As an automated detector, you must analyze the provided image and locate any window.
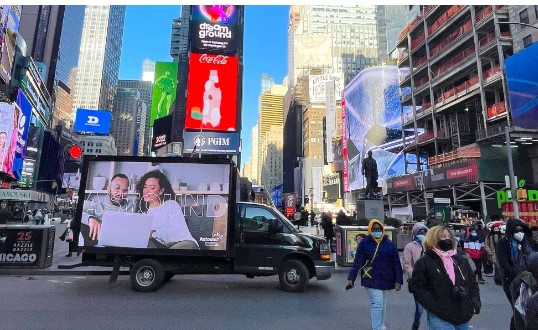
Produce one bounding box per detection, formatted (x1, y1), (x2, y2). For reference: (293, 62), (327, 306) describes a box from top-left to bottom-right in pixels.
(242, 207), (277, 232)
(523, 35), (533, 48)
(520, 9), (529, 24)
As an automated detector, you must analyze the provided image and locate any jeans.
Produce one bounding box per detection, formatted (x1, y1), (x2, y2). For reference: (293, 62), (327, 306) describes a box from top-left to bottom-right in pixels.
(413, 298), (423, 327)
(427, 311), (469, 330)
(365, 287), (387, 330)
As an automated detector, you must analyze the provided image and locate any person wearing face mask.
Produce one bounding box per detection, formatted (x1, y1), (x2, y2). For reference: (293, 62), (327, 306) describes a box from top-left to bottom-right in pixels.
(347, 219), (403, 330)
(403, 222), (428, 330)
(484, 224), (503, 283)
(464, 226), (486, 284)
(409, 225), (480, 330)
(496, 218), (538, 330)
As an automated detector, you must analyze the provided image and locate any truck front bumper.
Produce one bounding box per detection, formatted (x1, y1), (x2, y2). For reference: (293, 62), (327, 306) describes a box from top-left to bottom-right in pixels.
(314, 260), (335, 280)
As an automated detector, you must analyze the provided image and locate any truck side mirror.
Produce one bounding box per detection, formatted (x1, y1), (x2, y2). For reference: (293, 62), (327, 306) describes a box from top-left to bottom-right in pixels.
(268, 218), (283, 234)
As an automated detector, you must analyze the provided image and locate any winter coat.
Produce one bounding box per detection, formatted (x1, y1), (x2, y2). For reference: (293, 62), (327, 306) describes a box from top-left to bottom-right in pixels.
(403, 222), (428, 279)
(526, 292), (538, 330)
(464, 233), (486, 260)
(348, 235), (403, 290)
(336, 212), (352, 226)
(497, 218), (538, 284)
(510, 271), (538, 330)
(321, 215), (334, 240)
(485, 231), (502, 263)
(409, 249), (481, 325)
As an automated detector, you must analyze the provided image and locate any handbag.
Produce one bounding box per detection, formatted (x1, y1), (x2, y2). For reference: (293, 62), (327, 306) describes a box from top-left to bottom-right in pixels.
(361, 243), (380, 279)
(65, 228), (73, 242)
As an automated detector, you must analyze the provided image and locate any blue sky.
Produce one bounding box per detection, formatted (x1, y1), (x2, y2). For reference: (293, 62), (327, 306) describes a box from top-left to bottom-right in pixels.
(119, 5), (290, 168)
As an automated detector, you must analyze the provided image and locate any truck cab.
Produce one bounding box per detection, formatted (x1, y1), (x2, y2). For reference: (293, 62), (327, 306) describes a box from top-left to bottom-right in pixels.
(234, 202), (334, 292)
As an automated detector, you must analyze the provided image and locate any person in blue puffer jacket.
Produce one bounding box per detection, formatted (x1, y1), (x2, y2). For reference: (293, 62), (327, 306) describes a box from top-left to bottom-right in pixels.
(348, 219), (404, 330)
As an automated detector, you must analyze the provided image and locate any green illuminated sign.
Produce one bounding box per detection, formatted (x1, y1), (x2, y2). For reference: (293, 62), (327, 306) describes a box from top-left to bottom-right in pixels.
(497, 189), (538, 208)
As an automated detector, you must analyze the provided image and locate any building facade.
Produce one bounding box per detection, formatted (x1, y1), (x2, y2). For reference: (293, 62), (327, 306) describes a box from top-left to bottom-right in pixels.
(508, 5), (538, 52)
(77, 135), (117, 156)
(261, 125), (284, 191)
(141, 59), (155, 82)
(249, 124), (259, 185)
(72, 5), (125, 113)
(117, 79), (152, 155)
(111, 88), (147, 156)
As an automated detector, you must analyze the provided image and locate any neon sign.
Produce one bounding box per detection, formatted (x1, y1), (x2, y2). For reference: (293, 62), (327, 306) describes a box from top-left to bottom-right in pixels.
(199, 5), (235, 24)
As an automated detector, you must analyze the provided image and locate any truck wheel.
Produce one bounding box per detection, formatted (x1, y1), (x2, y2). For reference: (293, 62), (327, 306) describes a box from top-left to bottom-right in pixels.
(164, 271), (175, 282)
(278, 260), (309, 293)
(130, 259), (165, 292)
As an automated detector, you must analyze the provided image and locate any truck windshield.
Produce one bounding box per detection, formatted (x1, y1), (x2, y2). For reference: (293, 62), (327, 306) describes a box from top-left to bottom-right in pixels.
(270, 206), (299, 233)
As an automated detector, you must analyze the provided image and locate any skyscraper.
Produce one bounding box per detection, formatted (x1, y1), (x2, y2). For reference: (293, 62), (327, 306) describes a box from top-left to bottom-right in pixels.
(250, 123), (259, 185)
(118, 79), (153, 155)
(141, 59), (155, 82)
(111, 87), (147, 156)
(72, 5), (125, 114)
(261, 125), (284, 190)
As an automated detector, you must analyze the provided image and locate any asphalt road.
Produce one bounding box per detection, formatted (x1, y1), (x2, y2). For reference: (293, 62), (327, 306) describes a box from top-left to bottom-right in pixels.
(0, 270), (512, 330)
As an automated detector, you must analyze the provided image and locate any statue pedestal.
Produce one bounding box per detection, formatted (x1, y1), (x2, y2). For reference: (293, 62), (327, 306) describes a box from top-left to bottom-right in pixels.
(356, 199), (384, 222)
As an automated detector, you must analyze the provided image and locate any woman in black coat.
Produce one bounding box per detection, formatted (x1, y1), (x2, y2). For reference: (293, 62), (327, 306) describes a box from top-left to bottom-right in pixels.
(409, 225), (480, 329)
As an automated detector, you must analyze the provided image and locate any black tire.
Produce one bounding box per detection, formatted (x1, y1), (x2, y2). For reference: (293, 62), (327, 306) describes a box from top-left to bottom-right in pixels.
(130, 259), (165, 292)
(164, 271), (175, 282)
(278, 260), (309, 293)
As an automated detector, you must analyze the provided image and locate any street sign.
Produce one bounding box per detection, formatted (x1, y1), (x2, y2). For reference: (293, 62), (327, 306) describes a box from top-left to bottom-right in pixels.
(425, 192), (434, 199)
(434, 198), (451, 204)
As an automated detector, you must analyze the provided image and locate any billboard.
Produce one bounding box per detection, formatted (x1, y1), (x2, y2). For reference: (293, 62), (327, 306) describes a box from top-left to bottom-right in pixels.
(505, 41), (538, 130)
(343, 66), (416, 192)
(309, 73), (344, 104)
(12, 89), (31, 180)
(0, 5), (22, 84)
(79, 160), (231, 251)
(150, 61), (178, 126)
(151, 114), (172, 151)
(183, 131), (240, 154)
(325, 79), (336, 163)
(190, 5), (239, 54)
(0, 101), (17, 177)
(185, 53), (238, 131)
(74, 109), (111, 134)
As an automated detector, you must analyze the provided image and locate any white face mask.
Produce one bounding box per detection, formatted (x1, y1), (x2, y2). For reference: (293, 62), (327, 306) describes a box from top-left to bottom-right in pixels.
(416, 234), (425, 242)
(513, 232), (525, 242)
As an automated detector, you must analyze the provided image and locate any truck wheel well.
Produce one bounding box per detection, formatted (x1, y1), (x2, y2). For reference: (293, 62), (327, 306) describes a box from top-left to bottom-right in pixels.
(281, 253), (315, 279)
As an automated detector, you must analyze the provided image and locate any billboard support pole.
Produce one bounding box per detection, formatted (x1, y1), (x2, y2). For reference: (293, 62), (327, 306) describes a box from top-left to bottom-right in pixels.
(505, 126), (519, 219)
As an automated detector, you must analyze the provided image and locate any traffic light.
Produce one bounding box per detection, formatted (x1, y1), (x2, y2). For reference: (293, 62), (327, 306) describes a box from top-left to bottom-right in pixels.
(69, 145), (82, 159)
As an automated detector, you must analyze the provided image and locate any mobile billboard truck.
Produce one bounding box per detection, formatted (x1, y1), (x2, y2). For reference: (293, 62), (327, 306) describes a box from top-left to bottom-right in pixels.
(66, 156), (333, 292)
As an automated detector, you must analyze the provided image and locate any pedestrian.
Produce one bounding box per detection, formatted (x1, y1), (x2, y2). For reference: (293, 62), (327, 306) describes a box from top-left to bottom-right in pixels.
(309, 209), (316, 226)
(464, 225), (486, 284)
(484, 223), (503, 281)
(497, 218), (538, 330)
(336, 209), (352, 226)
(300, 207), (309, 227)
(509, 252), (538, 330)
(409, 225), (481, 330)
(321, 211), (334, 246)
(347, 219), (403, 330)
(403, 222), (428, 330)
(33, 209), (44, 225)
(22, 211), (32, 223)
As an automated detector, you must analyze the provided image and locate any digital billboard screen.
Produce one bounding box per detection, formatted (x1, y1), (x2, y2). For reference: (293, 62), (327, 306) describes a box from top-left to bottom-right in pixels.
(74, 109), (111, 134)
(0, 101), (18, 178)
(150, 61), (178, 126)
(506, 41), (538, 130)
(151, 114), (172, 151)
(185, 53), (238, 132)
(0, 5), (22, 84)
(78, 160), (231, 251)
(190, 5), (239, 54)
(343, 65), (416, 192)
(12, 89), (31, 180)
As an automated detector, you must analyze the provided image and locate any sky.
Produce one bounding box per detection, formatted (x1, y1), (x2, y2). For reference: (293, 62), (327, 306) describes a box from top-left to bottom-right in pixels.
(118, 5), (290, 169)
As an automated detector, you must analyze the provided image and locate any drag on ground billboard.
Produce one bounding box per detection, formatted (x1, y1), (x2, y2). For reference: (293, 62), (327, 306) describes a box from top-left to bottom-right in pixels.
(150, 61), (178, 126)
(0, 5), (21, 84)
(185, 53), (238, 132)
(12, 89), (31, 180)
(343, 65), (414, 192)
(505, 41), (538, 130)
(0, 101), (18, 177)
(78, 160), (231, 251)
(190, 5), (239, 54)
(73, 109), (111, 134)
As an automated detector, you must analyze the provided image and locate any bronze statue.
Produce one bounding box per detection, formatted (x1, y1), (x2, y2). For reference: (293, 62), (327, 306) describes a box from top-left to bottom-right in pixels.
(361, 150), (378, 199)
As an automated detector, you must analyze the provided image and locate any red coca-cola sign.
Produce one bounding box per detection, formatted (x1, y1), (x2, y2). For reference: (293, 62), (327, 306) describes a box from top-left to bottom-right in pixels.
(185, 52), (238, 132)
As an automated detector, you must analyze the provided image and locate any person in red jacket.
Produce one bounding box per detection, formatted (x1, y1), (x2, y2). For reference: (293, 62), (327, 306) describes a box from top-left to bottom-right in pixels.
(464, 226), (486, 284)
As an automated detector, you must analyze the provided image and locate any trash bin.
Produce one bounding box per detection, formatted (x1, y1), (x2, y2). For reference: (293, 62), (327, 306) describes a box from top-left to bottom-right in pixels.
(335, 225), (397, 267)
(0, 225), (55, 269)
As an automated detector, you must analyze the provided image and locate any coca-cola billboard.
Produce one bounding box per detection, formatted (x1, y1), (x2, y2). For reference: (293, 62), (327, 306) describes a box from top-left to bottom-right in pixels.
(185, 52), (238, 131)
(190, 5), (240, 54)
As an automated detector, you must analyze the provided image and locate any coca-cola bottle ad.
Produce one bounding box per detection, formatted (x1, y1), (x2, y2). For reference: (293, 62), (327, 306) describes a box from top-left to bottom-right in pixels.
(185, 53), (239, 132)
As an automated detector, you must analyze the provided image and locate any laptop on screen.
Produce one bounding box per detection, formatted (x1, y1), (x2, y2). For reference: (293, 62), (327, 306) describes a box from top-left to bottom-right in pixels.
(98, 211), (153, 248)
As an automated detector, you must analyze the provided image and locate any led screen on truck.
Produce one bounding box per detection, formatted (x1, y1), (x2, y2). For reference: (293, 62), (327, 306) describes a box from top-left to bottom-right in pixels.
(78, 160), (230, 251)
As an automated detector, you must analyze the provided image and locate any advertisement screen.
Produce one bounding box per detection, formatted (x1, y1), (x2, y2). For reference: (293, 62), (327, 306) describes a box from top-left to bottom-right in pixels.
(73, 108), (111, 134)
(151, 114), (172, 151)
(343, 66), (416, 192)
(0, 227), (43, 267)
(79, 160), (231, 251)
(150, 61), (178, 126)
(0, 101), (18, 178)
(506, 41), (538, 130)
(12, 89), (31, 180)
(190, 5), (239, 54)
(185, 53), (238, 131)
(0, 5), (21, 84)
(183, 131), (240, 154)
